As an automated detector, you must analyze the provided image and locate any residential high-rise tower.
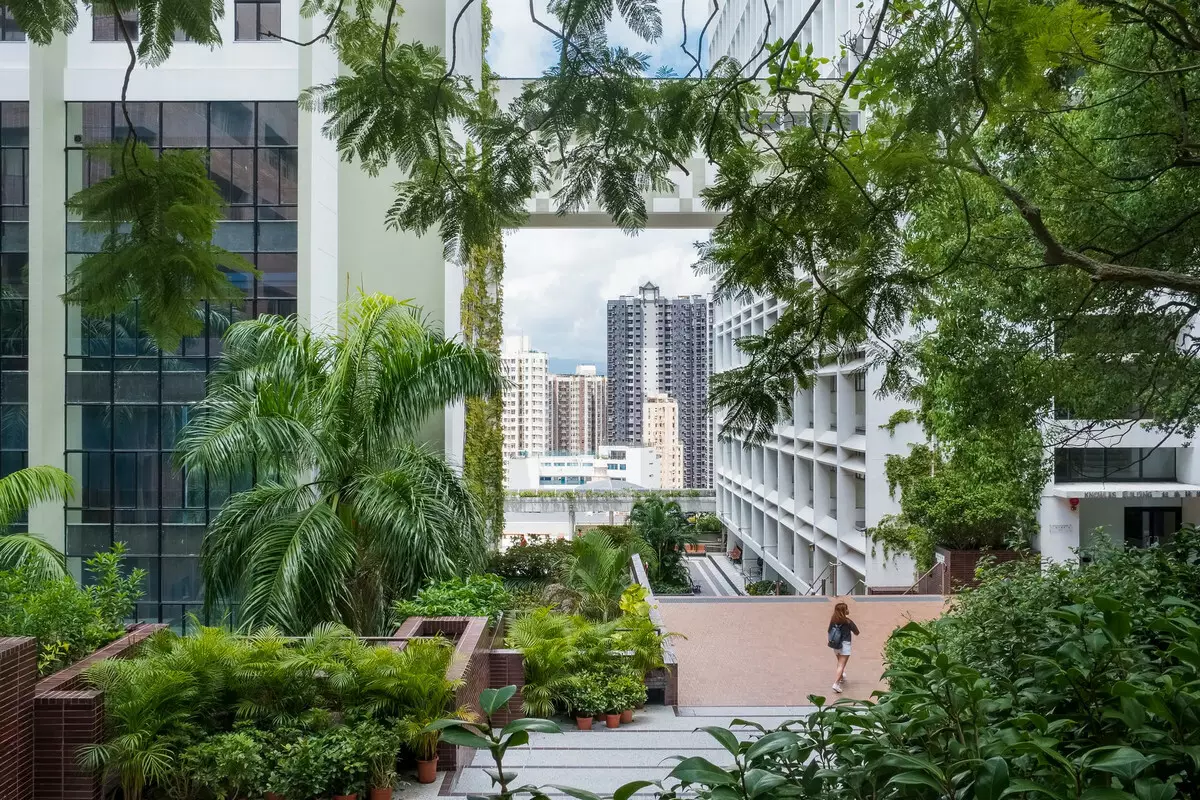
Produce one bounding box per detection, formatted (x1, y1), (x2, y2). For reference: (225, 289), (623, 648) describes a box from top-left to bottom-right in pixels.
(501, 336), (549, 462)
(643, 393), (684, 489)
(606, 283), (711, 488)
(549, 365), (607, 455)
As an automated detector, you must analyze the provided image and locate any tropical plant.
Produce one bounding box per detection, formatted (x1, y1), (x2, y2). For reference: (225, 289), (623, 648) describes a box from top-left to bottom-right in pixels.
(487, 539), (573, 593)
(556, 530), (653, 622)
(558, 676), (604, 719)
(426, 687), (563, 799)
(0, 544), (144, 675)
(744, 580), (780, 596)
(267, 733), (336, 800)
(394, 574), (512, 626)
(630, 495), (696, 588)
(0, 464), (76, 581)
(351, 720), (403, 791)
(177, 293), (503, 635)
(179, 732), (266, 800)
(609, 671), (647, 712)
(503, 608), (620, 718)
(326, 725), (371, 797)
(395, 642), (469, 761)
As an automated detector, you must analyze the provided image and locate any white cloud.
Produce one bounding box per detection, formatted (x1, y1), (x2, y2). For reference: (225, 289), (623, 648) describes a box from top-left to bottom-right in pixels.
(502, 228), (712, 366)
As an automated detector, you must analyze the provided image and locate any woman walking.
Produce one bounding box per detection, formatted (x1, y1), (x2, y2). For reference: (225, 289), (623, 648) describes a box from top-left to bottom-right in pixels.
(827, 602), (859, 693)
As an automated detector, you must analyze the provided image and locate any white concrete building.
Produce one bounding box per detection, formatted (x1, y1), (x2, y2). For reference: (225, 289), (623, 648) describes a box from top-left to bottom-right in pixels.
(0, 0), (481, 626)
(505, 444), (662, 491)
(709, 0), (1200, 589)
(643, 393), (685, 489)
(501, 335), (549, 462)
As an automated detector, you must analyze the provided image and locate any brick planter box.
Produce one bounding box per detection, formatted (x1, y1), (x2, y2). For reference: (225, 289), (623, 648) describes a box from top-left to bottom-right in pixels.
(937, 547), (1024, 592)
(0, 623), (165, 800)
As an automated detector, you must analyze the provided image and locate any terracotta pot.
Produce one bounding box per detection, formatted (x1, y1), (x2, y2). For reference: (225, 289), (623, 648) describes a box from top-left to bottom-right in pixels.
(605, 713), (621, 728)
(417, 757), (439, 784)
(575, 715), (594, 730)
(369, 789), (393, 800)
(621, 708), (634, 724)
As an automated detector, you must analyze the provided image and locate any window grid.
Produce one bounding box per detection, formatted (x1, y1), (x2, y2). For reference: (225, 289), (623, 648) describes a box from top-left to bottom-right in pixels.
(1, 5), (26, 41)
(235, 0), (281, 41)
(1054, 447), (1177, 483)
(92, 8), (139, 41)
(0, 102), (28, 487)
(64, 101), (298, 631)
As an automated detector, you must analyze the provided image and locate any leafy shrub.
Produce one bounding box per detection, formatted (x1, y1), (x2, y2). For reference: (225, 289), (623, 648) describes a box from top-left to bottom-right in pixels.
(180, 731), (266, 800)
(0, 544), (144, 674)
(394, 573), (512, 625)
(82, 624), (456, 799)
(744, 579), (780, 596)
(488, 539), (572, 592)
(558, 676), (604, 717)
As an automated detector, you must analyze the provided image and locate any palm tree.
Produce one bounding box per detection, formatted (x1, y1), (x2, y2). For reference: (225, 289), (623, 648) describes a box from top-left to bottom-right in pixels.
(0, 465), (76, 581)
(629, 495), (695, 586)
(557, 530), (653, 622)
(177, 294), (503, 636)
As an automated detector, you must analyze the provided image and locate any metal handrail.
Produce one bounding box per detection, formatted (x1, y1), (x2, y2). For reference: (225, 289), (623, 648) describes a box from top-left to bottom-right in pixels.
(805, 563), (834, 596)
(903, 562), (943, 595)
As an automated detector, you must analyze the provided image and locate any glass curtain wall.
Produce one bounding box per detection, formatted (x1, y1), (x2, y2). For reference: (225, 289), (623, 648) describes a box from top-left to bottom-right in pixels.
(0, 102), (28, 486)
(64, 101), (298, 629)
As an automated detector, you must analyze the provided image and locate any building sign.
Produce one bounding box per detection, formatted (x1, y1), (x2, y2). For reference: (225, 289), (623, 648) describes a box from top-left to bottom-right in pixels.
(1078, 489), (1200, 499)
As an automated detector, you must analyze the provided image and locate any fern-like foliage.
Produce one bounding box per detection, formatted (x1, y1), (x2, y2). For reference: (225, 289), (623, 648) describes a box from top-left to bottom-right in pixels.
(8, 0), (221, 55)
(63, 143), (252, 351)
(302, 31), (472, 176)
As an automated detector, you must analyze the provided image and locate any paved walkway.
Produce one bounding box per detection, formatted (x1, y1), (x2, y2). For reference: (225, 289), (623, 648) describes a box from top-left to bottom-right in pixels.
(402, 706), (813, 798)
(685, 556), (743, 596)
(658, 596), (947, 704)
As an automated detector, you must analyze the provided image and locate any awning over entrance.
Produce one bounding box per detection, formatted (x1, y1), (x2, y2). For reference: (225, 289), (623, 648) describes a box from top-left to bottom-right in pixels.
(1050, 482), (1200, 499)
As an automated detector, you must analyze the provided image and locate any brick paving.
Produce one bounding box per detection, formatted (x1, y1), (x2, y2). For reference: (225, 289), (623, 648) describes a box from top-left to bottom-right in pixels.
(657, 596), (947, 704)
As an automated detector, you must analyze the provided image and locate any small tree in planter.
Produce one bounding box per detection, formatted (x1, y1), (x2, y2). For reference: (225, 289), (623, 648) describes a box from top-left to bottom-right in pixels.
(611, 672), (647, 724)
(352, 721), (403, 800)
(268, 735), (334, 800)
(328, 726), (370, 800)
(600, 682), (623, 728)
(179, 731), (266, 800)
(559, 677), (603, 730)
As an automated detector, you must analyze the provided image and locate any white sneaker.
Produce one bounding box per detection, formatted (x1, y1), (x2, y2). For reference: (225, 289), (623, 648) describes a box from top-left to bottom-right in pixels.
(832, 682), (843, 693)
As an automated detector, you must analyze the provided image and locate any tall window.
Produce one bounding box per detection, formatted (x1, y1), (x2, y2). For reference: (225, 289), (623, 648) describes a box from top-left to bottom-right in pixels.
(0, 102), (28, 485)
(1, 6), (26, 40)
(64, 101), (298, 630)
(93, 8), (139, 40)
(235, 0), (281, 40)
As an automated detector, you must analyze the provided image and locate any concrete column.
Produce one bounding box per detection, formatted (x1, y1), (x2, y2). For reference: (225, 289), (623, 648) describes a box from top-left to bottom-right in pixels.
(1037, 495), (1081, 563)
(27, 36), (67, 548)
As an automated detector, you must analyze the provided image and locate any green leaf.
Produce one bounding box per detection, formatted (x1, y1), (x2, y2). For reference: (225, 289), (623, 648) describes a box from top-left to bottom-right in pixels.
(976, 757), (1009, 800)
(668, 756), (738, 786)
(1134, 779), (1177, 800)
(888, 771), (946, 792)
(1081, 789), (1136, 800)
(547, 786), (603, 800)
(696, 725), (740, 756)
(481, 685), (518, 716)
(1002, 781), (1064, 799)
(1088, 747), (1161, 782)
(744, 768), (789, 797)
(744, 730), (799, 762)
(614, 781), (656, 800)
(436, 726), (493, 750)
(501, 717), (561, 736)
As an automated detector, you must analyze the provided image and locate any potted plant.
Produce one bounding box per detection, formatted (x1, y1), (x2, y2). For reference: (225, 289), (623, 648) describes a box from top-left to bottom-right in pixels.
(270, 734), (334, 800)
(329, 726), (369, 800)
(612, 672), (647, 724)
(401, 675), (469, 784)
(179, 731), (267, 800)
(561, 678), (601, 730)
(602, 683), (622, 728)
(352, 720), (403, 800)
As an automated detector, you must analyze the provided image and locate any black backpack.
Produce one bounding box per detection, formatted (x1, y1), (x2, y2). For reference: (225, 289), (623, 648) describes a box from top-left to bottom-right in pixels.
(827, 623), (844, 649)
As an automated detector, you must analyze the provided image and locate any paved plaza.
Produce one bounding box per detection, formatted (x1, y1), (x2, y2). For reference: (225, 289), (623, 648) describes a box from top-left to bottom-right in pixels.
(658, 595), (948, 704)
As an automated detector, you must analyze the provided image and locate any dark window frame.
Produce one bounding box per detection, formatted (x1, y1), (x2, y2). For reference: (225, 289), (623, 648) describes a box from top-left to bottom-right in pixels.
(1054, 447), (1178, 483)
(92, 8), (140, 41)
(1, 5), (26, 41)
(64, 100), (298, 631)
(234, 0), (282, 41)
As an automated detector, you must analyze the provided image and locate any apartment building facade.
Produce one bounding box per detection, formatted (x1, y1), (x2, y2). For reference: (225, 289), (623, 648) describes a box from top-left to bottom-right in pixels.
(548, 364), (607, 455)
(0, 0), (481, 626)
(501, 335), (549, 462)
(643, 393), (684, 489)
(606, 282), (712, 488)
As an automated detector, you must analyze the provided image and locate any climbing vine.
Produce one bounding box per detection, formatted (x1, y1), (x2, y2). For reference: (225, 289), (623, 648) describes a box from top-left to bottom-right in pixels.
(461, 0), (505, 544)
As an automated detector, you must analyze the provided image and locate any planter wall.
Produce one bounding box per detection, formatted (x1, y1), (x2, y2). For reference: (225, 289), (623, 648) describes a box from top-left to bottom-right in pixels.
(937, 548), (1024, 592)
(630, 554), (679, 705)
(0, 623), (164, 800)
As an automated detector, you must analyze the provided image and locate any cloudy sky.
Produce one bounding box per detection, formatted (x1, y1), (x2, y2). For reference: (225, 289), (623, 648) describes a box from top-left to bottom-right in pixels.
(485, 2), (717, 369)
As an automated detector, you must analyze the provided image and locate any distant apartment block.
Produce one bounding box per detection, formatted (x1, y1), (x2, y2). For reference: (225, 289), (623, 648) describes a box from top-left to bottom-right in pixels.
(501, 336), (549, 462)
(644, 394), (685, 489)
(549, 365), (608, 455)
(606, 283), (712, 488)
